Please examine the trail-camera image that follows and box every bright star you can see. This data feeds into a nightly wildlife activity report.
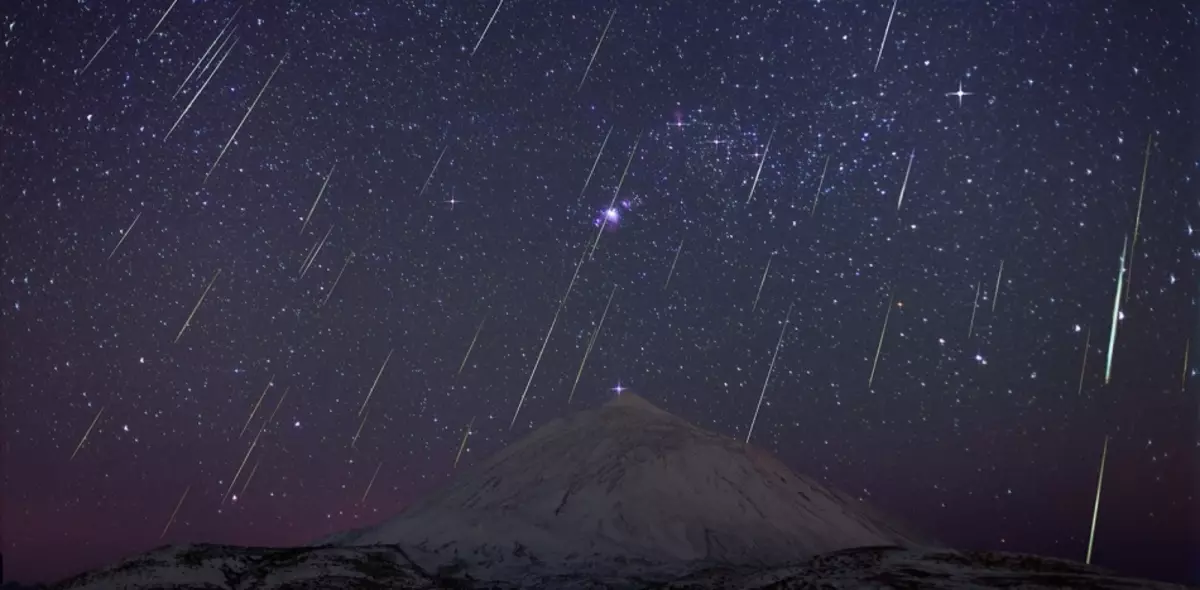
[945,80,975,107]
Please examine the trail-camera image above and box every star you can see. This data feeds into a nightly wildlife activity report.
[945,80,975,107]
[612,382,626,395]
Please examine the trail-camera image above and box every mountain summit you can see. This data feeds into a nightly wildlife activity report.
[325,393,921,579]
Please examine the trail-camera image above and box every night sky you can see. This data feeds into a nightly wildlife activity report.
[3,0,1198,585]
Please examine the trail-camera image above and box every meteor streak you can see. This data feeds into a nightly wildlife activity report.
[144,0,179,42]
[746,302,794,444]
[751,252,774,312]
[175,269,221,344]
[458,316,487,375]
[70,406,105,461]
[78,27,119,78]
[1184,339,1190,393]
[223,388,287,504]
[1077,327,1091,396]
[205,53,288,182]
[896,149,915,210]
[471,0,505,57]
[361,462,383,504]
[160,484,190,539]
[578,126,613,201]
[663,238,684,289]
[591,131,642,257]
[568,284,617,403]
[1104,237,1127,385]
[351,411,368,449]
[1086,435,1109,565]
[1126,134,1152,301]
[418,145,448,199]
[359,350,394,416]
[510,303,562,430]
[166,34,238,141]
[175,7,240,99]
[320,252,354,307]
[991,260,1004,313]
[577,8,616,92]
[811,154,830,216]
[868,292,894,388]
[300,164,336,235]
[240,375,273,438]
[745,124,777,205]
[299,225,333,279]
[967,281,981,338]
[874,0,899,72]
[454,417,474,468]
[107,212,142,260]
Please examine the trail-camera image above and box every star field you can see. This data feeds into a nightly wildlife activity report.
[2,0,1198,585]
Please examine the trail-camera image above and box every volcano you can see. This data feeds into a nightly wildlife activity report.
[321,393,922,581]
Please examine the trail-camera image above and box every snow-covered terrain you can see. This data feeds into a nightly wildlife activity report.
[48,394,1193,589]
[324,393,922,582]
[51,543,1192,589]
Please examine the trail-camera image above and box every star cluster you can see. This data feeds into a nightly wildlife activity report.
[2,0,1197,585]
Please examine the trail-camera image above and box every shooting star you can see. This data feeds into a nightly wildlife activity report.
[239,456,260,498]
[745,124,777,205]
[359,350,393,416]
[663,238,684,289]
[896,148,915,210]
[144,0,179,42]
[175,269,221,344]
[1126,133,1152,301]
[174,7,240,98]
[224,387,287,504]
[160,484,190,539]
[471,0,504,57]
[320,251,354,307]
[578,126,613,201]
[300,164,336,235]
[70,406,105,461]
[418,145,448,199]
[1104,236,1127,385]
[511,303,562,430]
[1086,435,1109,565]
[458,316,487,375]
[512,241,592,425]
[868,292,894,388]
[568,284,617,403]
[78,27,119,78]
[361,462,383,504]
[351,411,368,449]
[577,7,616,92]
[1077,327,1091,396]
[873,0,899,72]
[746,302,794,444]
[751,252,774,312]
[453,417,475,468]
[991,260,1004,313]
[591,131,642,257]
[300,225,333,279]
[205,53,288,182]
[1184,339,1190,393]
[166,34,238,141]
[107,211,142,260]
[967,281,981,338]
[239,374,274,438]
[811,154,830,216]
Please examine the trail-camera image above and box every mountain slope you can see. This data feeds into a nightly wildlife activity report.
[51,543,1193,589]
[325,393,921,580]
